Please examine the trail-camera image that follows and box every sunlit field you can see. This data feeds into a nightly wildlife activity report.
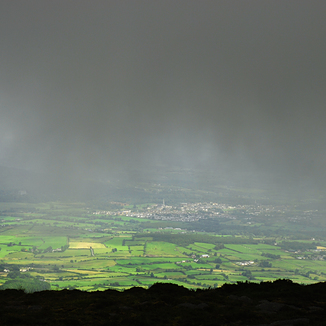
[1,200,326,292]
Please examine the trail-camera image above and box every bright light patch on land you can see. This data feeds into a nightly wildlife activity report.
[69,242,106,249]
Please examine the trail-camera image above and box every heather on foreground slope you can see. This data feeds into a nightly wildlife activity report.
[1,279,326,326]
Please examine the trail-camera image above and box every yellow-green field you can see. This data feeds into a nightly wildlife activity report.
[69,242,106,249]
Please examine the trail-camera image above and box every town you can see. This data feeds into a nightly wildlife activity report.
[93,201,313,224]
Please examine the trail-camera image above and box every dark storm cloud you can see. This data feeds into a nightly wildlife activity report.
[0,1,325,190]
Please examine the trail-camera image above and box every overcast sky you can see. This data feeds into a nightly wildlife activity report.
[0,1,325,192]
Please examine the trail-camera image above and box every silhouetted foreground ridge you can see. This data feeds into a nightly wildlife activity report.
[1,280,326,325]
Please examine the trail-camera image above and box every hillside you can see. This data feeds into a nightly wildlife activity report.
[1,280,325,325]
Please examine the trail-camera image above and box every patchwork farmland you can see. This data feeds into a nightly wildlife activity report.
[1,201,326,291]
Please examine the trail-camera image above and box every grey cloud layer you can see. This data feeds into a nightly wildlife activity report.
[0,1,325,190]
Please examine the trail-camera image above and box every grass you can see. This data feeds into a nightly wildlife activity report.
[69,242,106,249]
[146,241,179,256]
[1,200,326,291]
[194,242,216,250]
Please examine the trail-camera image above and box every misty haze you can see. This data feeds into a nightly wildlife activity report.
[1,1,326,318]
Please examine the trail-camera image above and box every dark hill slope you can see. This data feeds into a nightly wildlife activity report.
[1,280,325,325]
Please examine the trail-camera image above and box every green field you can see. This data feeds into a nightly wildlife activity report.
[1,200,326,292]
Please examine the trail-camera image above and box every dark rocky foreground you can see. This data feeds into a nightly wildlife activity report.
[1,280,326,325]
